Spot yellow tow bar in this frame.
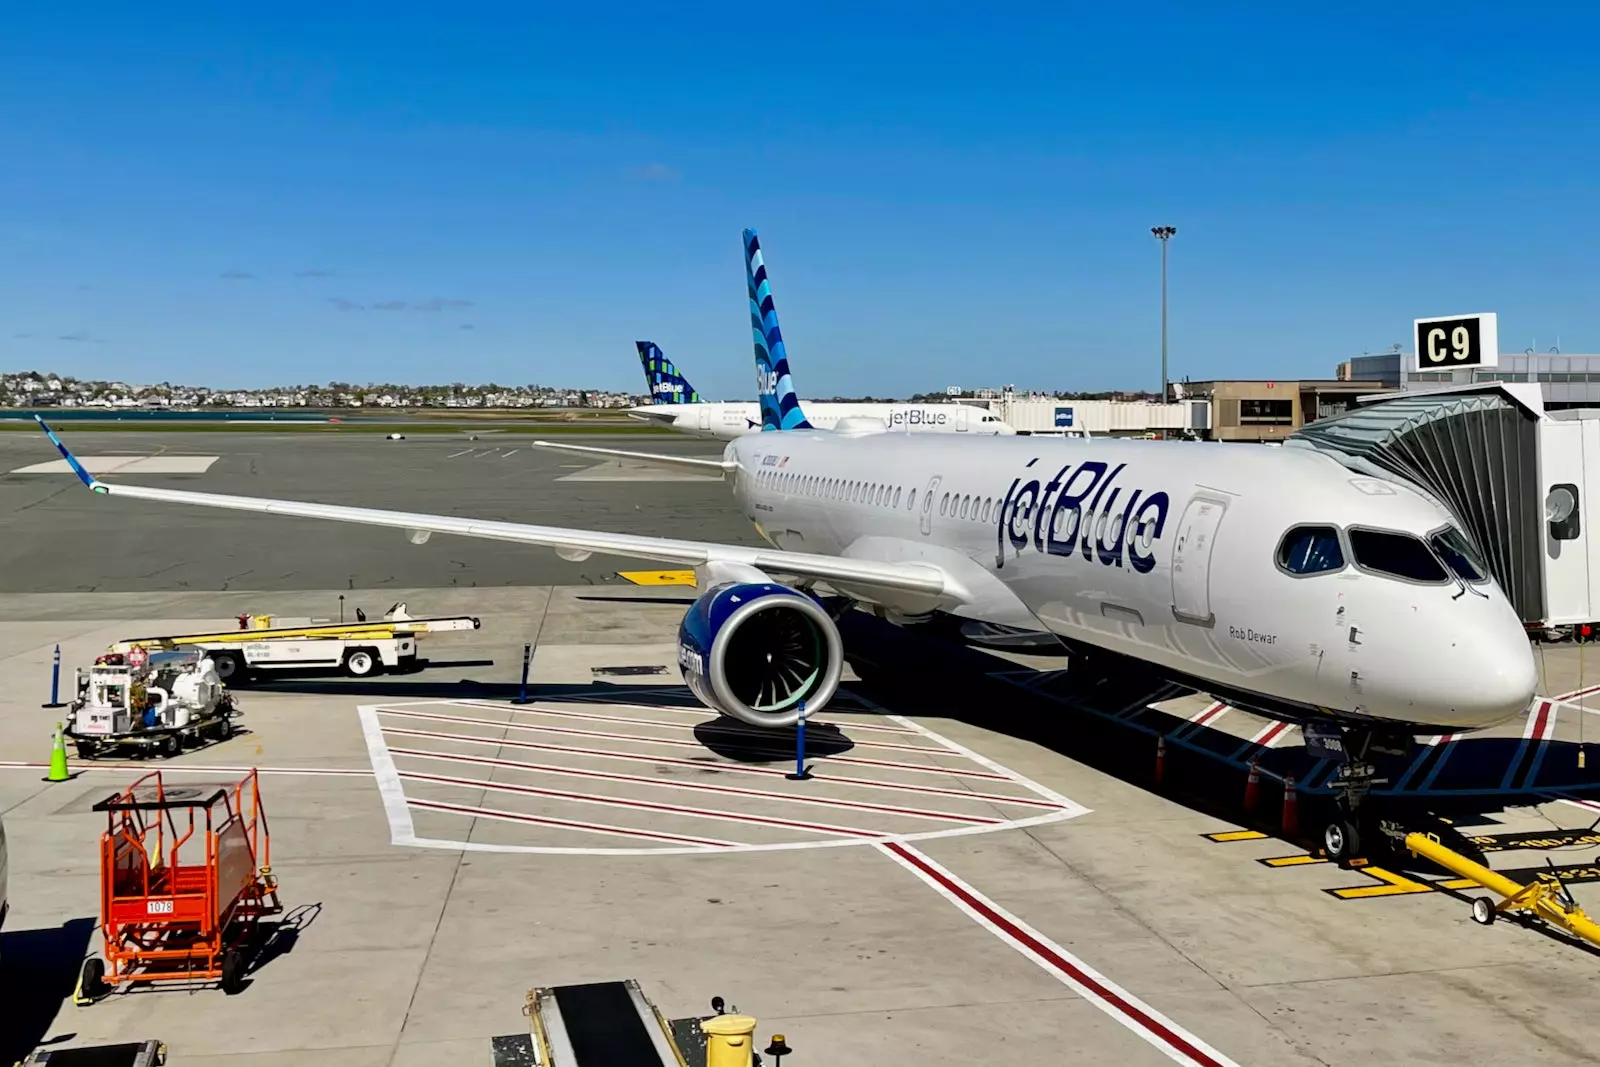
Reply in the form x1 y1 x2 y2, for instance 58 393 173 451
1405 832 1600 946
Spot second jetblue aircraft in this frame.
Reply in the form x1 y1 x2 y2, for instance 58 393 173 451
627 344 1015 439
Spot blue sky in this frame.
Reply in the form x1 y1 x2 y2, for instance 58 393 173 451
2 4 1596 398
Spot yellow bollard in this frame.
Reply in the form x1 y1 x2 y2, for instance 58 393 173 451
702 1014 758 1067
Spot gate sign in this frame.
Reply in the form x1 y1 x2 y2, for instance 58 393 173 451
1054 407 1075 428
1414 313 1498 372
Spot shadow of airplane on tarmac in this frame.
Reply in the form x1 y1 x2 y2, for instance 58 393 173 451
0 916 96 1064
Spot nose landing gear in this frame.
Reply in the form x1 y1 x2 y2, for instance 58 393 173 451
1305 724 1413 866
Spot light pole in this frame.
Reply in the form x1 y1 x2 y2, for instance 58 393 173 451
1151 226 1176 401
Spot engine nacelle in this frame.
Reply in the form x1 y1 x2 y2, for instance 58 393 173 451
677 581 844 728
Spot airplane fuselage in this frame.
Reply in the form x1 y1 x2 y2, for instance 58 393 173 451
631 401 1013 439
725 431 1536 733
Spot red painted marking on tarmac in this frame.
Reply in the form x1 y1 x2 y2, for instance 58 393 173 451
387 746 1002 825
406 798 735 847
400 768 885 838
1251 721 1291 747
881 842 1235 1067
471 698 922 735
1525 699 1557 741
1556 683 1600 703
1189 701 1226 724
375 707 1013 780
454 700 949 754
379 726 1060 807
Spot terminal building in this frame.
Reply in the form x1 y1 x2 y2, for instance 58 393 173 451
1342 350 1600 412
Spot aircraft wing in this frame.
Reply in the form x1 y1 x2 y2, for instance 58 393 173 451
36 418 955 601
531 439 735 472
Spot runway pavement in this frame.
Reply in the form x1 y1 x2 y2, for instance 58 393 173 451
0 430 756 594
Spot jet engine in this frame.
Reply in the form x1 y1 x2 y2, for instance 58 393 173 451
677 581 844 728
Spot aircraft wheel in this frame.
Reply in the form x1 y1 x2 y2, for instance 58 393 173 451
1323 819 1360 864
1471 897 1497 926
162 733 181 758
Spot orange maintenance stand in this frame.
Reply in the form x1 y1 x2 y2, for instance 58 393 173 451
80 769 280 1000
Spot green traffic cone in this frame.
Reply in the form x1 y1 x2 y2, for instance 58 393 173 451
46 721 69 782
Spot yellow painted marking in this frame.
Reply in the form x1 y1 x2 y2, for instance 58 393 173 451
1263 854 1327 867
1439 878 1479 891
1331 866 1435 900
617 570 697 587
1205 830 1269 843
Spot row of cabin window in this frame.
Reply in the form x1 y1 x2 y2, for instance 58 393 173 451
757 468 1000 524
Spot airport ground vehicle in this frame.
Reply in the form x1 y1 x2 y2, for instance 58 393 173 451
66 648 239 759
79 769 279 999
105 603 481 681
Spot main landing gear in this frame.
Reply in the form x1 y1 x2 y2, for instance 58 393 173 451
1309 725 1411 866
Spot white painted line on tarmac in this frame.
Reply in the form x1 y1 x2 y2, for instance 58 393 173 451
1228 718 1293 761
388 746 1005 824
400 768 887 838
452 700 951 755
359 704 1087 856
503 449 519 458
374 706 1014 780
361 705 417 845
379 726 1062 807
878 842 1239 1067
863 698 1084 814
456 697 923 736
408 797 738 848
1174 701 1227 741
446 449 473 459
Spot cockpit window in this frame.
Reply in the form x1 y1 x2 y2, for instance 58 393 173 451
1349 528 1449 584
1276 525 1345 576
1430 526 1489 583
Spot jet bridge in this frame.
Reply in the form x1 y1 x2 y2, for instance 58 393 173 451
1285 382 1599 633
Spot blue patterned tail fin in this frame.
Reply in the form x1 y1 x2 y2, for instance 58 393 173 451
636 341 703 405
744 229 812 431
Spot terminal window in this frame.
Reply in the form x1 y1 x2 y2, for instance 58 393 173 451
1238 399 1293 424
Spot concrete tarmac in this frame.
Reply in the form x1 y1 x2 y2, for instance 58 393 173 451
5 433 1600 1066
3 584 1600 1065
0 430 754 593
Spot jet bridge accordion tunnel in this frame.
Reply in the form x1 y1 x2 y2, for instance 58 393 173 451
1286 384 1599 633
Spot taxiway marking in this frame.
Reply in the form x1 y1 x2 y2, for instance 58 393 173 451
389 747 1001 824
374 706 1015 780
378 725 1063 807
879 842 1239 1067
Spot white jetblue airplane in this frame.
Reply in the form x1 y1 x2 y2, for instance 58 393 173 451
626 343 1015 439
37 228 1536 862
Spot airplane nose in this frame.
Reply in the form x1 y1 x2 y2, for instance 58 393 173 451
1446 611 1539 729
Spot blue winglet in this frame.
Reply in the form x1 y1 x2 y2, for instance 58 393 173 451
34 415 106 493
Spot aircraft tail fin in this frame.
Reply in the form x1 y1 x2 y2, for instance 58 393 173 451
744 229 812 431
636 341 703 405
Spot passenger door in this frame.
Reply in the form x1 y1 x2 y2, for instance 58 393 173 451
920 476 942 536
698 406 711 432
956 407 969 432
1170 496 1228 626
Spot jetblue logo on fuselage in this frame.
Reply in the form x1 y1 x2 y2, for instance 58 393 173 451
889 409 949 427
996 460 1170 574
